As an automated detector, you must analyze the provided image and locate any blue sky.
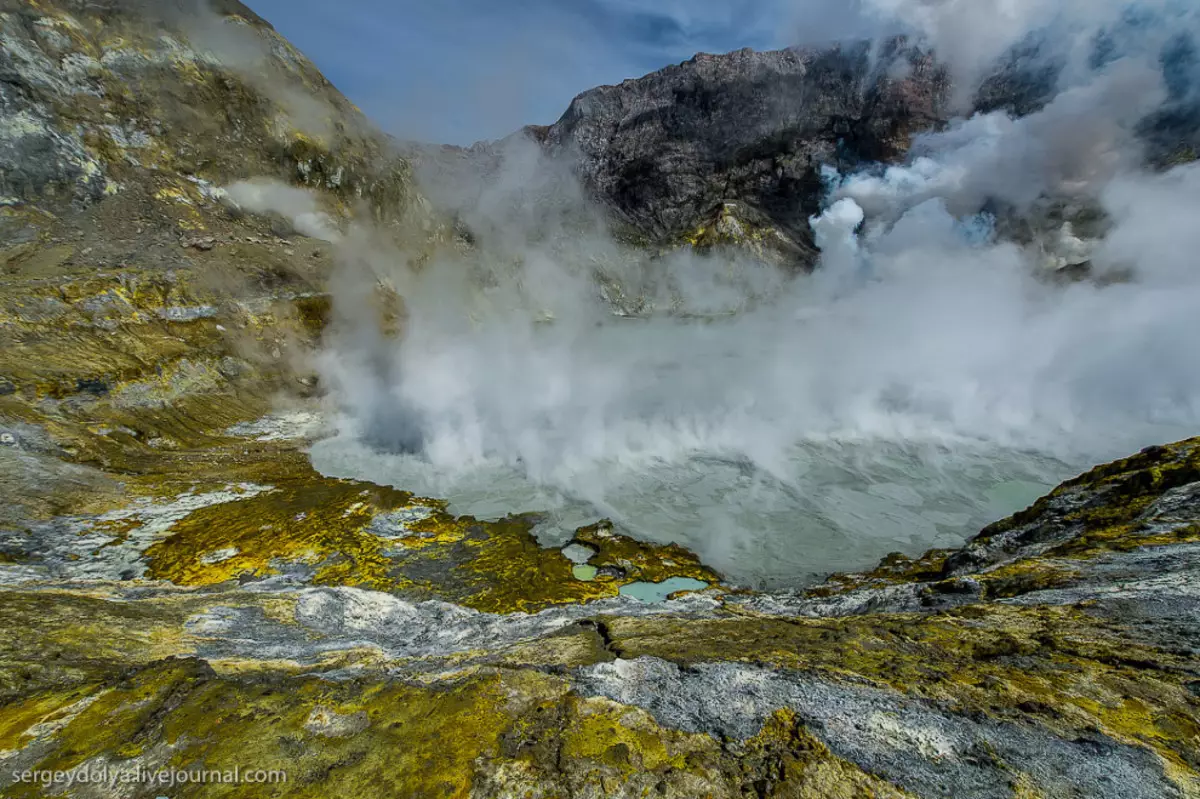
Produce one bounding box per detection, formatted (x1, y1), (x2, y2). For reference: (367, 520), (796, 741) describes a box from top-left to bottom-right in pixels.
(245, 0), (798, 145)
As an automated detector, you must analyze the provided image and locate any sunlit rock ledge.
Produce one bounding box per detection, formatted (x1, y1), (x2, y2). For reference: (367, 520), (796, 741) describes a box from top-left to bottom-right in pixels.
(2, 386), (1198, 797)
(1, 0), (1198, 796)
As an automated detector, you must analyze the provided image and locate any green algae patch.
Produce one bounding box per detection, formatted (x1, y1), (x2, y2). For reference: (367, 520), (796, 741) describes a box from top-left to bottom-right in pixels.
(740, 709), (916, 798)
(972, 559), (1083, 599)
(2, 659), (518, 799)
(449, 515), (620, 613)
(32, 659), (211, 767)
(1052, 519), (1200, 558)
(495, 628), (616, 670)
(572, 519), (723, 586)
(485, 688), (729, 793)
(807, 548), (956, 598)
(0, 590), (198, 699)
(143, 468), (417, 590)
(153, 674), (514, 799)
(291, 293), (333, 337)
(0, 685), (103, 753)
(0, 322), (219, 400)
(560, 698), (692, 774)
(444, 517), (725, 614)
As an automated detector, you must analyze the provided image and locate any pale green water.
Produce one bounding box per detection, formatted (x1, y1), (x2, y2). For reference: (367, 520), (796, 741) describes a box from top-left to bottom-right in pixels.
(984, 480), (1053, 518)
(572, 564), (599, 581)
(619, 577), (710, 603)
(311, 434), (1071, 589)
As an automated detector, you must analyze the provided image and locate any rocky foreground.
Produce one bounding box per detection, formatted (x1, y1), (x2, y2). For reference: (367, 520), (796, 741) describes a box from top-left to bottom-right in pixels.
(0, 1), (1197, 797)
(2, 423), (1199, 798)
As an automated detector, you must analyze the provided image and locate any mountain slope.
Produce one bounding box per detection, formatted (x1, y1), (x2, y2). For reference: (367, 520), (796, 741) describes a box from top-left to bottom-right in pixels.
(0, 0), (428, 533)
(519, 36), (1198, 268)
(0, 5), (1198, 799)
(530, 41), (949, 264)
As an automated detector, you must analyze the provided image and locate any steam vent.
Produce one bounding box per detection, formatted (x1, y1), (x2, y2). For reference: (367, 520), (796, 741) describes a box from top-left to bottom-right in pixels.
(1, 1), (1198, 797)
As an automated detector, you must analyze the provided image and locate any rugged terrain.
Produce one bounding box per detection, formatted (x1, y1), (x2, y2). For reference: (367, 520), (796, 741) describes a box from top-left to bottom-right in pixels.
(529, 42), (949, 264)
(412, 41), (952, 267)
(0, 1), (1197, 798)
(420, 32), (1200, 269)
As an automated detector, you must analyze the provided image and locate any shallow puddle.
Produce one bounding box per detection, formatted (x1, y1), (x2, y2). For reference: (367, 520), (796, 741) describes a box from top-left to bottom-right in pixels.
(619, 577), (710, 603)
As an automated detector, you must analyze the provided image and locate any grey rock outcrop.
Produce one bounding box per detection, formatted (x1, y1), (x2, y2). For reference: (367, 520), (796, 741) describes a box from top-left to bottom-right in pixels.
(531, 41), (950, 264)
(467, 32), (1195, 270)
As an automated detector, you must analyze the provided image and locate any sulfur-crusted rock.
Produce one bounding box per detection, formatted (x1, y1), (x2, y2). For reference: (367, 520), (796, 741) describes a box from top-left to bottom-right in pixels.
(1, 3), (1198, 798)
(1, 438), (1200, 797)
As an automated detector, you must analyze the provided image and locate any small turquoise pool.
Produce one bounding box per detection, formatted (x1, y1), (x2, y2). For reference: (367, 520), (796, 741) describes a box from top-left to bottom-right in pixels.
(618, 577), (709, 603)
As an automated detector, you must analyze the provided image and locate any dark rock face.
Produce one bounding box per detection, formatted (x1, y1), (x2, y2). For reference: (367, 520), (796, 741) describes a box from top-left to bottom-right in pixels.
(512, 33), (1198, 268)
(534, 42), (950, 263)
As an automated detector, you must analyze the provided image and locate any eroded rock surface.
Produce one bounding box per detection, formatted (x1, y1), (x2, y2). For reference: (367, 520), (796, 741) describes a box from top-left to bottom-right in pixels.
(531, 43), (949, 264)
(0, 2), (1197, 798)
(1, 437), (1198, 798)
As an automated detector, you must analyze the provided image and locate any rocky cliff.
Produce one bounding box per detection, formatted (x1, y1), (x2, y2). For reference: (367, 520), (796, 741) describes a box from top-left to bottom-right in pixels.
(530, 42), (949, 265)
(502, 35), (1199, 270)
(0, 3), (1197, 798)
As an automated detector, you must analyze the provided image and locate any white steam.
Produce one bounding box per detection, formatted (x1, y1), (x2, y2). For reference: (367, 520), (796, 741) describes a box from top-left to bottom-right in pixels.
(789, 0), (1200, 106)
(287, 3), (1200, 585)
(836, 59), (1166, 219)
(224, 179), (341, 242)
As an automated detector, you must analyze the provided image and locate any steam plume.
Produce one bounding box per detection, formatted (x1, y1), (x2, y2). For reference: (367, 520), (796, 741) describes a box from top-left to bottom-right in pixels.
(240, 2), (1200, 584)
